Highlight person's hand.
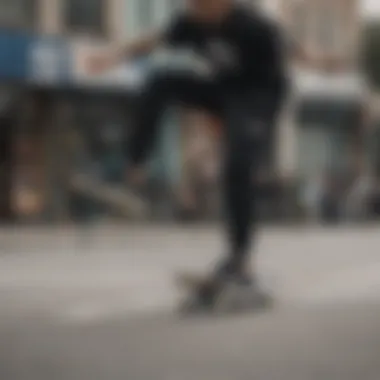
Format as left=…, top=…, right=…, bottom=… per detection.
left=85, top=53, right=118, bottom=75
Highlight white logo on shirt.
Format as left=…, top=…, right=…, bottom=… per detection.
left=207, top=39, right=239, bottom=71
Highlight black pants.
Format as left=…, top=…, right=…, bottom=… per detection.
left=128, top=70, right=283, bottom=268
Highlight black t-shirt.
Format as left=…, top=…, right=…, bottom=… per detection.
left=163, top=6, right=289, bottom=92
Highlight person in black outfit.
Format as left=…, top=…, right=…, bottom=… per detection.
left=87, top=0, right=340, bottom=297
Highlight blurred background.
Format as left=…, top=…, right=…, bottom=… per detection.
left=2, top=2, right=380, bottom=378
left=0, top=0, right=380, bottom=227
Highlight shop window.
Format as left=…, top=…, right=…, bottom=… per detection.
left=63, top=0, right=106, bottom=36
left=135, top=0, right=155, bottom=32
left=127, top=0, right=181, bottom=37
left=290, top=2, right=308, bottom=47
left=316, top=4, right=342, bottom=55
left=0, top=0, right=38, bottom=30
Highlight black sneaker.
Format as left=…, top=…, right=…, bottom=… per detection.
left=212, top=260, right=273, bottom=312
left=178, top=273, right=272, bottom=315
left=214, top=258, right=253, bottom=284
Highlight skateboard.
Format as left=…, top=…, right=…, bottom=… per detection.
left=70, top=174, right=148, bottom=218
left=175, top=271, right=274, bottom=315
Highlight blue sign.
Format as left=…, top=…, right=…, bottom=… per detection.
left=0, top=31, right=72, bottom=85
left=27, top=36, right=72, bottom=85
left=0, top=31, right=31, bottom=80
left=0, top=31, right=148, bottom=89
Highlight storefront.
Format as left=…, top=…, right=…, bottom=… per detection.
left=0, top=85, right=17, bottom=222
left=366, top=96, right=380, bottom=174
left=296, top=96, right=364, bottom=177
left=59, top=45, right=183, bottom=222
left=0, top=32, right=42, bottom=223
left=292, top=72, right=367, bottom=219
left=0, top=32, right=142, bottom=223
left=0, top=28, right=189, bottom=224
left=0, top=32, right=72, bottom=223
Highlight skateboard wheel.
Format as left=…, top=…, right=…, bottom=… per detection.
left=214, top=285, right=274, bottom=314
left=178, top=292, right=213, bottom=315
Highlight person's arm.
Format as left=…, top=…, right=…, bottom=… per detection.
left=87, top=14, right=189, bottom=74
left=113, top=34, right=162, bottom=62
left=86, top=33, right=163, bottom=74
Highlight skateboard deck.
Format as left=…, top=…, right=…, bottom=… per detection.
left=175, top=271, right=274, bottom=315
left=70, top=174, right=148, bottom=218
left=175, top=272, right=218, bottom=290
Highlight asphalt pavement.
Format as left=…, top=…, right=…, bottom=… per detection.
left=0, top=226, right=379, bottom=380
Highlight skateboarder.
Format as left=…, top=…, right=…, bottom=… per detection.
left=87, top=0, right=341, bottom=309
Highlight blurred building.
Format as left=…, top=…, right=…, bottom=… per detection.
left=272, top=0, right=369, bottom=221
left=0, top=1, right=124, bottom=42
left=0, top=0, right=127, bottom=222
left=273, top=0, right=366, bottom=174
left=280, top=0, right=360, bottom=65
left=0, top=0, right=370, bottom=223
